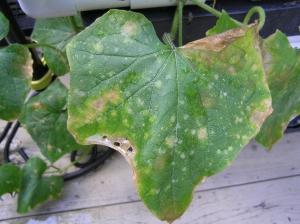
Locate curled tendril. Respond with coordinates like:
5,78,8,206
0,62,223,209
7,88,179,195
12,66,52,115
243,6,266,31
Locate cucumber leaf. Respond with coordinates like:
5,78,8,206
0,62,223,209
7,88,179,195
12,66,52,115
0,44,32,121
66,10,271,222
19,80,82,162
256,31,300,148
0,164,21,196
17,157,63,213
31,15,83,76
207,11,300,148
0,12,9,40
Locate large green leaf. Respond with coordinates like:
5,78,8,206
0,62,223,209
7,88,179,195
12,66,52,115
19,80,82,162
0,12,9,40
0,44,32,121
31,16,83,76
17,157,63,213
256,31,300,148
66,10,271,222
0,164,21,196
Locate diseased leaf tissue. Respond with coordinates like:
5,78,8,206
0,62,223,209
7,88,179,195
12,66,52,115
206,11,300,149
67,10,271,222
1,6,298,223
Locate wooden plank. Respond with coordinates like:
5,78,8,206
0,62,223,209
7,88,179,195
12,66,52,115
1,123,300,220
4,175,300,224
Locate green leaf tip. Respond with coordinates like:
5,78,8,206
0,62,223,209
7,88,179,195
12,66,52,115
66,9,271,222
0,164,22,196
0,12,9,40
17,157,63,213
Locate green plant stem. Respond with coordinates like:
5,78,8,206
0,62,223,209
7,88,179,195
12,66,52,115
191,0,221,17
171,7,179,40
69,16,82,33
178,1,184,46
24,43,67,64
46,160,79,175
243,6,266,30
191,0,243,26
45,152,88,175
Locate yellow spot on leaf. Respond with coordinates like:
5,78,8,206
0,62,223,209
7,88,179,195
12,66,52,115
198,128,208,140
91,89,121,112
155,80,162,88
47,144,53,151
201,96,215,108
165,136,176,148
251,99,273,128
122,21,138,37
94,42,103,52
32,102,43,109
180,153,186,159
235,117,243,123
170,115,176,123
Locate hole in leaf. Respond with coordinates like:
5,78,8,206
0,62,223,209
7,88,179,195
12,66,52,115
114,142,120,146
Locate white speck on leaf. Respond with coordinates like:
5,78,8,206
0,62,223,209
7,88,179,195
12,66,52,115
198,128,208,140
155,80,162,88
165,136,176,147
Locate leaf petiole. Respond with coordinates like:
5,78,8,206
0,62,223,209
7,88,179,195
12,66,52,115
178,0,185,46
69,15,83,33
46,150,92,176
191,0,243,26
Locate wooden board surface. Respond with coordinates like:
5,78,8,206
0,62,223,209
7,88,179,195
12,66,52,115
3,175,300,224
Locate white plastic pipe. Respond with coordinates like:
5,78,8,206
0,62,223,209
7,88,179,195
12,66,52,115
132,0,177,9
17,0,193,18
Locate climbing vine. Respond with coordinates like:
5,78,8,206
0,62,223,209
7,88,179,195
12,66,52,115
0,1,300,223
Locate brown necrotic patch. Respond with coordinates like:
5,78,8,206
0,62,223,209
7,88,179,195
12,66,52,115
121,21,139,37
182,26,247,52
250,99,273,128
92,90,120,110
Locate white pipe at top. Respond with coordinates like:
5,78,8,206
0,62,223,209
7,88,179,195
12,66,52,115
131,0,177,9
18,0,193,18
